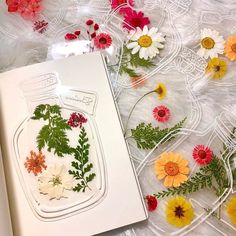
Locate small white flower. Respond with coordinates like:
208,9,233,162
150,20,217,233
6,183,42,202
38,164,75,200
127,26,165,60
197,28,225,59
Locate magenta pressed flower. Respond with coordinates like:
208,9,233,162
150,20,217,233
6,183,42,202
68,112,87,128
123,9,150,31
94,33,112,49
192,145,213,165
153,105,171,123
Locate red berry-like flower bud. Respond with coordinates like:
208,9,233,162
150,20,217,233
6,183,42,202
86,19,94,26
74,30,81,36
145,195,158,212
65,33,77,41
91,32,96,39
94,23,99,31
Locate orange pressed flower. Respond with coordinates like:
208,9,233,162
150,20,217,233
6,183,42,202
24,150,47,176
224,35,236,61
130,76,146,88
154,152,189,187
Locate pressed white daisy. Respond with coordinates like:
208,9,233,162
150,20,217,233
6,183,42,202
197,28,225,59
38,164,75,200
127,25,165,60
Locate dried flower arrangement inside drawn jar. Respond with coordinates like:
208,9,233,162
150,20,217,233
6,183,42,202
13,73,106,220
118,69,198,163
136,111,236,235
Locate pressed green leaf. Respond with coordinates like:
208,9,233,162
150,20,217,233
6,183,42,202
69,127,96,193
131,118,187,150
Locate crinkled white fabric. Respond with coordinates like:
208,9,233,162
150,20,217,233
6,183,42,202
1,0,236,235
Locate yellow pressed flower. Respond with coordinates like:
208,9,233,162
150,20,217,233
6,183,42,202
154,152,189,187
154,82,167,100
166,196,194,227
206,57,227,79
226,196,236,225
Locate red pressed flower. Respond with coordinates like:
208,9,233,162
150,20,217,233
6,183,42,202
94,23,99,31
6,0,19,12
24,150,47,176
111,0,134,14
123,9,150,31
145,195,158,212
86,19,94,26
91,32,96,39
65,33,77,41
17,0,43,20
192,145,213,165
68,112,87,128
153,105,171,123
94,33,112,49
33,20,48,33
74,30,81,36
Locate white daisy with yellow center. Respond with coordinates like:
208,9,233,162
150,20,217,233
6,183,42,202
127,26,165,60
197,28,225,59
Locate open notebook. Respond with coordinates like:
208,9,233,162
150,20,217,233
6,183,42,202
0,52,147,236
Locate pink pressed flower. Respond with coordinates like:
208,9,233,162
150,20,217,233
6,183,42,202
192,145,213,165
94,33,112,49
111,0,134,14
153,105,171,123
123,9,150,31
17,0,42,20
68,112,87,128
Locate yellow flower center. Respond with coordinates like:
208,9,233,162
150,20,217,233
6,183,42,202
155,86,163,95
52,176,62,186
231,43,236,53
201,37,215,49
138,35,152,48
175,206,185,218
164,161,179,176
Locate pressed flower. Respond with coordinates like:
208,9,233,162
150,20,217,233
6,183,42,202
224,35,236,61
65,33,77,41
127,26,165,60
192,145,213,165
153,105,170,123
94,23,99,31
154,83,167,100
226,196,236,225
145,195,158,212
94,33,113,49
111,0,134,14
86,19,94,26
18,0,42,20
130,76,146,88
166,196,194,227
74,30,81,36
197,28,225,59
155,152,189,187
6,0,19,12
68,112,87,128
33,20,48,34
206,57,227,79
91,32,96,39
123,9,150,31
24,150,47,176
38,164,75,200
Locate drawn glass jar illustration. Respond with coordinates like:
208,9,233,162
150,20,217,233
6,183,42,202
14,73,106,220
